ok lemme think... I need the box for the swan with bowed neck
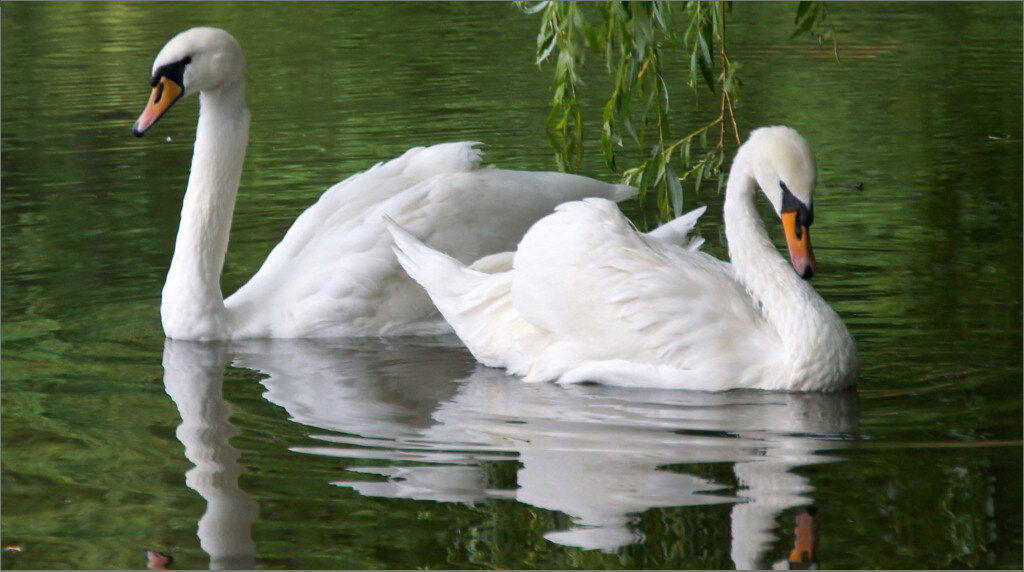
[133,27,636,340]
[387,126,857,391]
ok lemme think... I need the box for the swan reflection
[162,337,857,569]
[162,340,259,570]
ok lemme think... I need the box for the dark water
[2,2,1021,569]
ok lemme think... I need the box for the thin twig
[664,117,721,156]
[717,3,741,146]
[724,89,740,144]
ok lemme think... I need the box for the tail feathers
[469,251,515,273]
[384,216,550,371]
[383,215,470,299]
[646,205,707,250]
[383,215,502,355]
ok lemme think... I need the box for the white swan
[386,126,857,391]
[133,27,636,340]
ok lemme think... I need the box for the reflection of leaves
[938,465,995,567]
[446,498,736,568]
[0,317,62,343]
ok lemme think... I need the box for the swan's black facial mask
[779,182,815,280]
[132,57,191,137]
[780,182,813,237]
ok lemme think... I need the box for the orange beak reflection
[133,77,183,137]
[781,212,815,280]
[787,508,819,568]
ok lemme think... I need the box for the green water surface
[2,2,1021,569]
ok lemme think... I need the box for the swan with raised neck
[135,28,248,339]
[133,27,638,340]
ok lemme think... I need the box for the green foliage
[527,0,589,172]
[793,1,841,62]
[519,1,837,225]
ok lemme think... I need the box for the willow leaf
[666,164,683,217]
[696,33,716,93]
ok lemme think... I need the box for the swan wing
[509,199,781,386]
[646,205,707,251]
[226,143,636,338]
[387,198,776,387]
[229,142,483,299]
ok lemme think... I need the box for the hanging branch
[520,1,838,226]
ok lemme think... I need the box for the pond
[2,2,1021,569]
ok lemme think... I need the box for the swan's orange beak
[133,77,183,137]
[782,212,815,280]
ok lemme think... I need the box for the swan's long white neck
[724,149,811,318]
[724,147,855,390]
[161,81,250,340]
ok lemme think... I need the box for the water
[2,2,1021,569]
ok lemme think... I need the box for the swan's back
[386,197,773,387]
[240,143,484,281]
[509,199,781,385]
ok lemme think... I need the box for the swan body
[134,27,635,340]
[387,126,857,392]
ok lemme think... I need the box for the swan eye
[149,56,191,88]
[780,181,813,228]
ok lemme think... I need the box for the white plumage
[135,27,635,340]
[388,126,858,392]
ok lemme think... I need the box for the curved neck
[162,81,250,339]
[724,148,810,313]
[723,148,851,388]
